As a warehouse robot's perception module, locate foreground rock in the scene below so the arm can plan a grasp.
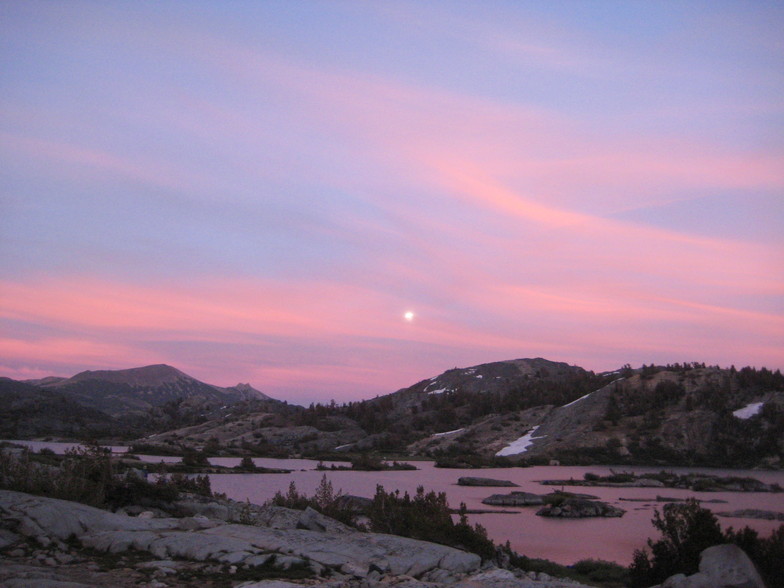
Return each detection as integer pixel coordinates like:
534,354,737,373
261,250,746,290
652,544,765,588
0,490,591,587
457,477,519,487
536,498,625,518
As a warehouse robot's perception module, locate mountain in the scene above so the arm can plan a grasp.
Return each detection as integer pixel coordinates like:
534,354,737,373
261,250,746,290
8,358,783,467
34,364,271,418
142,358,607,456
0,378,129,439
406,363,784,468
148,359,784,468
7,364,282,441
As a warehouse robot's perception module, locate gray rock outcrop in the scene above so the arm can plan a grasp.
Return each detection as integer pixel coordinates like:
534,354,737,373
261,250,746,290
0,489,479,580
653,544,765,588
1,489,598,587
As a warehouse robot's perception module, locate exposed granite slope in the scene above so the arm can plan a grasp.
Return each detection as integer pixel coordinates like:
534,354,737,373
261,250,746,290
0,490,590,587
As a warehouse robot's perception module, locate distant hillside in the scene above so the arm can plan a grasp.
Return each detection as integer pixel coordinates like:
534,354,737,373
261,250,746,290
0,378,128,439
143,358,607,456
7,359,783,467
8,364,283,441
145,359,784,468
406,363,784,468
34,364,271,418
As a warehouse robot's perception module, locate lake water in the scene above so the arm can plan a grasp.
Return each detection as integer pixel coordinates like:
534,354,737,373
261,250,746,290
8,440,784,566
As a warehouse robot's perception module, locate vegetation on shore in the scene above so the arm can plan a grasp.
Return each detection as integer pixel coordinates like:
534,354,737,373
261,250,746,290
629,499,784,588
270,476,630,587
0,441,212,510
315,454,416,471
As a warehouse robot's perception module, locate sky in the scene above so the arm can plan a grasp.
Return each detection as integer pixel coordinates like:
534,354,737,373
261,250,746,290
1,1,783,405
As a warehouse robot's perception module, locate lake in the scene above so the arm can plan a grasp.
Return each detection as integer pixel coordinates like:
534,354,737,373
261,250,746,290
7,440,784,566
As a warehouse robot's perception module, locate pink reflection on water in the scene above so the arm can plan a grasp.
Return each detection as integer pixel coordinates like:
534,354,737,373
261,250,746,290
12,441,782,566
205,461,784,566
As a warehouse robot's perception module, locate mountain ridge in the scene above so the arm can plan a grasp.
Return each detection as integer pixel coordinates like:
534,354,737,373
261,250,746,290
5,358,783,468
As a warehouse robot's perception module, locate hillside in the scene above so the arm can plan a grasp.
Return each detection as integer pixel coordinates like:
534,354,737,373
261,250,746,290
7,365,286,441
6,359,783,467
142,360,784,468
0,378,129,439
33,364,271,417
406,363,784,468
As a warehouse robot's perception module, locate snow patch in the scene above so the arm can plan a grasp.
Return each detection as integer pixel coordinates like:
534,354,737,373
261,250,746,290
334,443,354,450
495,426,547,457
560,392,592,409
476,375,483,379
733,402,764,420
432,428,464,438
428,387,450,395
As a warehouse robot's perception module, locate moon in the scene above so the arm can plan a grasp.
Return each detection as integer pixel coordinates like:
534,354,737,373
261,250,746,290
404,311,415,322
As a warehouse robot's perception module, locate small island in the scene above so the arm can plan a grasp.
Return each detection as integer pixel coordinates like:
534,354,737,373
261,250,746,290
316,455,417,471
540,471,782,493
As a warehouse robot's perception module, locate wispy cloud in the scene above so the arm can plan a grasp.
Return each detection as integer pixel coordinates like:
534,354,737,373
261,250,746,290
1,2,782,402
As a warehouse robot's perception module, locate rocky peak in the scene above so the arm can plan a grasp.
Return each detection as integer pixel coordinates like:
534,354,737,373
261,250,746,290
225,382,271,401
52,364,191,388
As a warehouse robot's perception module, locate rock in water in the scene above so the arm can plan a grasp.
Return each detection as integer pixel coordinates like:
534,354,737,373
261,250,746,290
457,477,519,487
536,498,625,518
481,492,544,506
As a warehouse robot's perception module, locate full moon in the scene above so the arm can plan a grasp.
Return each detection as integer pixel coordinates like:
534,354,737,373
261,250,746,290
404,311,415,322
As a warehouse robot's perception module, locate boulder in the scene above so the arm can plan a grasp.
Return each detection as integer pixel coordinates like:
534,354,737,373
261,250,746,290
296,506,354,534
654,544,765,588
457,477,519,487
698,544,765,588
333,494,373,513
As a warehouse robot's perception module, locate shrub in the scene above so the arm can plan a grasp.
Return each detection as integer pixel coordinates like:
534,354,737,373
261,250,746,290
0,445,211,511
571,559,629,587
237,456,257,471
368,485,496,560
628,499,784,588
